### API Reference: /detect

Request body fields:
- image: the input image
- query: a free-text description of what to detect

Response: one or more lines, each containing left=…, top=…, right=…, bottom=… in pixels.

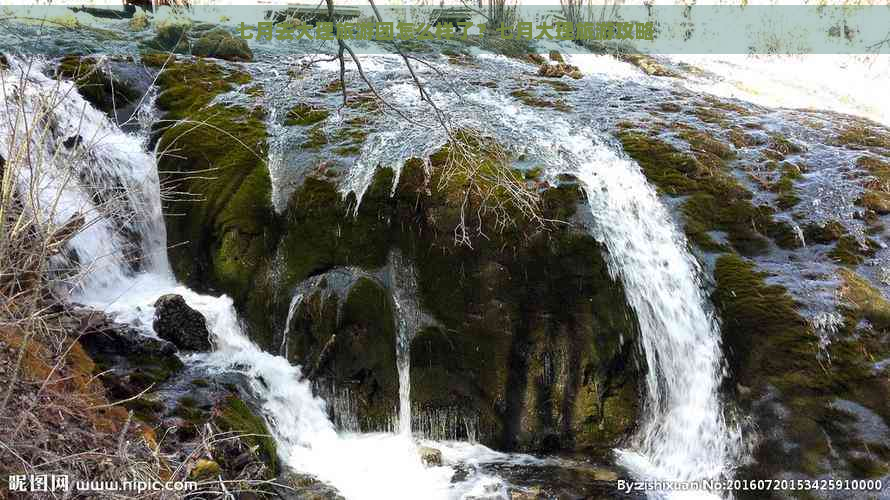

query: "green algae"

left=284, top=103, right=330, bottom=126
left=509, top=89, right=571, bottom=112
left=617, top=130, right=801, bottom=254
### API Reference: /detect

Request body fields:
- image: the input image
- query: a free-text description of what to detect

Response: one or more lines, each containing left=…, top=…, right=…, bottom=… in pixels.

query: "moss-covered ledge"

left=151, top=59, right=281, bottom=345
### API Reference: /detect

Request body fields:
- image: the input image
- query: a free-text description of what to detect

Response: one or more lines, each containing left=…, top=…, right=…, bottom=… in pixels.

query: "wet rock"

left=536, top=63, right=581, bottom=79
left=56, top=55, right=139, bottom=115
left=63, top=135, right=83, bottom=149
left=153, top=294, right=212, bottom=351
left=193, top=29, right=253, bottom=62
left=275, top=472, right=345, bottom=500
left=76, top=308, right=177, bottom=358
left=418, top=446, right=443, bottom=467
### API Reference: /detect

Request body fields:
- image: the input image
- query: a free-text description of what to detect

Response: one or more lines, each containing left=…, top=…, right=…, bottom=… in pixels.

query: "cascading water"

left=388, top=250, right=422, bottom=437
left=0, top=54, right=525, bottom=500
left=573, top=142, right=742, bottom=486
left=451, top=89, right=743, bottom=493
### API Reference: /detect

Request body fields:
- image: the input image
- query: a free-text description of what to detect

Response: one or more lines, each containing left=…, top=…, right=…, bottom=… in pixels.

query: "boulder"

left=418, top=446, right=442, bottom=467
left=537, top=63, right=581, bottom=79
left=153, top=294, right=212, bottom=351
left=76, top=308, right=177, bottom=358
left=193, top=29, right=253, bottom=62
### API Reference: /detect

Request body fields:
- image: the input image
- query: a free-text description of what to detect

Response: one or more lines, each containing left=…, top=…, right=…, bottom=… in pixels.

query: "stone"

left=153, top=294, right=212, bottom=351
left=76, top=308, right=177, bottom=358
left=129, top=10, right=150, bottom=31
left=190, top=459, right=221, bottom=480
left=537, top=63, right=581, bottom=79
left=418, top=446, right=442, bottom=467
left=193, top=29, right=253, bottom=62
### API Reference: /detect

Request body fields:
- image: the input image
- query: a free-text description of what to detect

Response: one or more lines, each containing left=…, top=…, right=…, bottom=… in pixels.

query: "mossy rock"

left=192, top=28, right=253, bottom=62
left=286, top=276, right=399, bottom=432
left=715, top=254, right=890, bottom=482
left=837, top=269, right=890, bottom=331
left=828, top=235, right=879, bottom=266
left=510, top=89, right=571, bottom=112
left=271, top=139, right=639, bottom=450
left=618, top=130, right=800, bottom=254
left=152, top=59, right=279, bottom=345
left=284, top=103, right=330, bottom=126
left=857, top=190, right=890, bottom=215
left=56, top=56, right=139, bottom=115
left=834, top=123, right=890, bottom=150
left=214, top=396, right=278, bottom=476
left=146, top=19, right=191, bottom=53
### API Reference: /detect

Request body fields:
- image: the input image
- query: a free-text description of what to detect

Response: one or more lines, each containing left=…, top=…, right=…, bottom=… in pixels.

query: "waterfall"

left=452, top=87, right=744, bottom=490
left=388, top=250, right=422, bottom=437
left=1, top=55, right=518, bottom=500
left=569, top=138, right=742, bottom=487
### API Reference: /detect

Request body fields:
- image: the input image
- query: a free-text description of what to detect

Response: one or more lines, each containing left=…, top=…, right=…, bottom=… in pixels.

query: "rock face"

left=153, top=294, right=212, bottom=351
left=151, top=60, right=640, bottom=454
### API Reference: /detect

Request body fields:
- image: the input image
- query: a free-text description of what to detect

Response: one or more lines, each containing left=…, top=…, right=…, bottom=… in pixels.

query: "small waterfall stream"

left=572, top=142, right=742, bottom=485
left=0, top=54, right=520, bottom=500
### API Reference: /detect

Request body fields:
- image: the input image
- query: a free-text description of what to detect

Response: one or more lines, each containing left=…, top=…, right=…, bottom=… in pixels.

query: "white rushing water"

left=0, top=56, right=519, bottom=500
left=459, top=89, right=742, bottom=495
left=573, top=141, right=741, bottom=490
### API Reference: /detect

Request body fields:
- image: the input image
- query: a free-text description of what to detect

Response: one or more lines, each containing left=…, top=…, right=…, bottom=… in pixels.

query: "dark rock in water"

left=71, top=307, right=183, bottom=405
left=63, top=135, right=83, bottom=149
left=153, top=294, right=212, bottom=351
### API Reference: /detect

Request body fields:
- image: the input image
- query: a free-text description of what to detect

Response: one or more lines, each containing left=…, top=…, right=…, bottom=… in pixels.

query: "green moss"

left=837, top=269, right=890, bottom=331
left=192, top=28, right=252, bottom=61
left=302, top=124, right=329, bottom=149
left=771, top=162, right=802, bottom=210
left=694, top=107, right=729, bottom=126
left=215, top=396, right=278, bottom=476
left=126, top=397, right=164, bottom=423
left=56, top=56, right=138, bottom=115
left=701, top=95, right=752, bottom=115
left=803, top=220, right=845, bottom=244
left=857, top=156, right=890, bottom=187
left=835, top=124, right=890, bottom=150
left=767, top=133, right=805, bottom=158
left=617, top=131, right=705, bottom=195
left=715, top=253, right=890, bottom=478
left=678, top=129, right=735, bottom=160
left=509, top=89, right=571, bottom=112
left=857, top=190, right=890, bottom=215
left=729, top=128, right=760, bottom=148
left=146, top=20, right=191, bottom=53
left=618, top=131, right=799, bottom=254
left=828, top=235, right=879, bottom=266
left=153, top=59, right=278, bottom=349
left=284, top=103, right=330, bottom=126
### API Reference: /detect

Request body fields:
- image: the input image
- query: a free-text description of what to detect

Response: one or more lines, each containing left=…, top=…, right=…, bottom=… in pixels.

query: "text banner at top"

left=1, top=4, right=890, bottom=54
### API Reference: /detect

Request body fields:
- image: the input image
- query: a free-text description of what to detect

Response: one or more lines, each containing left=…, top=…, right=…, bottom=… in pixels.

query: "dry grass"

left=433, top=130, right=547, bottom=247
left=0, top=56, right=279, bottom=499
